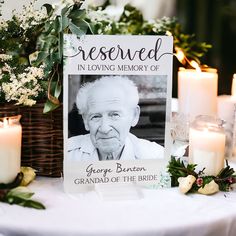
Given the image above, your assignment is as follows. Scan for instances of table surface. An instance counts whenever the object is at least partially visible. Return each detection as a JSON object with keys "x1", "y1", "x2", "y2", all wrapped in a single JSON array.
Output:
[
  {"x1": 1, "y1": 175, "x2": 236, "y2": 236},
  {"x1": 1, "y1": 99, "x2": 236, "y2": 236}
]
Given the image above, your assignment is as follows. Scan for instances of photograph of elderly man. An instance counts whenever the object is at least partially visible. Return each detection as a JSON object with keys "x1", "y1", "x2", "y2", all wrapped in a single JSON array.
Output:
[{"x1": 68, "y1": 76, "x2": 164, "y2": 161}]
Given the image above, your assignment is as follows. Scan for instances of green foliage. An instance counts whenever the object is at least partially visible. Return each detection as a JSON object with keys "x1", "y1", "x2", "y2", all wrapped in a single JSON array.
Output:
[
  {"x1": 5, "y1": 187, "x2": 45, "y2": 209},
  {"x1": 89, "y1": 4, "x2": 211, "y2": 63},
  {"x1": 0, "y1": 0, "x2": 90, "y2": 111},
  {"x1": 0, "y1": 173, "x2": 45, "y2": 209},
  {"x1": 32, "y1": 1, "x2": 90, "y2": 112},
  {"x1": 215, "y1": 165, "x2": 236, "y2": 191},
  {"x1": 168, "y1": 156, "x2": 236, "y2": 193},
  {"x1": 167, "y1": 156, "x2": 197, "y2": 187},
  {"x1": 0, "y1": 0, "x2": 212, "y2": 112}
]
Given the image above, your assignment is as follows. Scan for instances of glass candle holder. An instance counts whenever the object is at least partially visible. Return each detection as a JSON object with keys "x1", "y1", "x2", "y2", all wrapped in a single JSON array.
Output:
[
  {"x1": 0, "y1": 115, "x2": 22, "y2": 184},
  {"x1": 189, "y1": 115, "x2": 226, "y2": 176}
]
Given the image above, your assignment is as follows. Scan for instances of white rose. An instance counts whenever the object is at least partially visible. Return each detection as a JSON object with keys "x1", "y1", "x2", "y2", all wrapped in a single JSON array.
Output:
[
  {"x1": 198, "y1": 180, "x2": 219, "y2": 195},
  {"x1": 178, "y1": 175, "x2": 196, "y2": 194}
]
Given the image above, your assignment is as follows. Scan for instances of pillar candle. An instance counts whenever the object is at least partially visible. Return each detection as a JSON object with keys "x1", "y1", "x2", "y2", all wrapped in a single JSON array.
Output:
[
  {"x1": 189, "y1": 117, "x2": 225, "y2": 176},
  {"x1": 217, "y1": 95, "x2": 236, "y2": 159},
  {"x1": 0, "y1": 116, "x2": 22, "y2": 184},
  {"x1": 217, "y1": 95, "x2": 236, "y2": 123},
  {"x1": 178, "y1": 68, "x2": 218, "y2": 121}
]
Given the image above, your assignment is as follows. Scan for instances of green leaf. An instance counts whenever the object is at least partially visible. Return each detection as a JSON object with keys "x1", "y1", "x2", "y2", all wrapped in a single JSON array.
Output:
[
  {"x1": 61, "y1": 5, "x2": 70, "y2": 16},
  {"x1": 4, "y1": 187, "x2": 46, "y2": 210},
  {"x1": 32, "y1": 51, "x2": 49, "y2": 66},
  {"x1": 80, "y1": 19, "x2": 93, "y2": 34},
  {"x1": 54, "y1": 16, "x2": 62, "y2": 34},
  {"x1": 50, "y1": 52, "x2": 61, "y2": 64},
  {"x1": 68, "y1": 9, "x2": 86, "y2": 20},
  {"x1": 54, "y1": 83, "x2": 62, "y2": 98},
  {"x1": 43, "y1": 100, "x2": 60, "y2": 113},
  {"x1": 68, "y1": 21, "x2": 87, "y2": 36},
  {"x1": 44, "y1": 21, "x2": 54, "y2": 32},
  {"x1": 62, "y1": 15, "x2": 70, "y2": 30},
  {"x1": 7, "y1": 187, "x2": 34, "y2": 199},
  {"x1": 202, "y1": 176, "x2": 214, "y2": 187},
  {"x1": 21, "y1": 199, "x2": 46, "y2": 209},
  {"x1": 5, "y1": 195, "x2": 45, "y2": 209},
  {"x1": 167, "y1": 156, "x2": 197, "y2": 187}
]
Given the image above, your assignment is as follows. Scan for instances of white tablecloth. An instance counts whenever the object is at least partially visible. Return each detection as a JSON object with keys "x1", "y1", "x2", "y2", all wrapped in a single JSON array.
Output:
[{"x1": 0, "y1": 176, "x2": 236, "y2": 236}]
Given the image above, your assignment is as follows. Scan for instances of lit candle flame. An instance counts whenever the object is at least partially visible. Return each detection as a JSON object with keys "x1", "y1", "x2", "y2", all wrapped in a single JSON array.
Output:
[
  {"x1": 175, "y1": 47, "x2": 186, "y2": 64},
  {"x1": 175, "y1": 47, "x2": 203, "y2": 72},
  {"x1": 190, "y1": 60, "x2": 201, "y2": 72},
  {"x1": 166, "y1": 31, "x2": 172, "y2": 36}
]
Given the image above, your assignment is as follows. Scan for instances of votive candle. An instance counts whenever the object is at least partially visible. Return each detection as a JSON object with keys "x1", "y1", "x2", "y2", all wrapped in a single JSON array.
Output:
[{"x1": 189, "y1": 116, "x2": 225, "y2": 176}]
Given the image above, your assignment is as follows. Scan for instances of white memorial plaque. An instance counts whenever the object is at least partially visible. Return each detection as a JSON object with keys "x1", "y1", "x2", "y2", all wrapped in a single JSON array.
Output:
[{"x1": 63, "y1": 35, "x2": 173, "y2": 193}]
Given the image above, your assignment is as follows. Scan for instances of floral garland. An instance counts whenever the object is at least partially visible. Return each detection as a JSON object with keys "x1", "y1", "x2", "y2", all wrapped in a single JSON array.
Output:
[
  {"x1": 0, "y1": 0, "x2": 211, "y2": 112},
  {"x1": 167, "y1": 157, "x2": 236, "y2": 195}
]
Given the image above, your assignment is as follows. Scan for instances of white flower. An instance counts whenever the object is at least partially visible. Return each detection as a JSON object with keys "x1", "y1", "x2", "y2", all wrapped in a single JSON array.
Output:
[
  {"x1": 0, "y1": 54, "x2": 12, "y2": 61},
  {"x1": 198, "y1": 180, "x2": 219, "y2": 195},
  {"x1": 97, "y1": 28, "x2": 103, "y2": 34},
  {"x1": 13, "y1": 1, "x2": 47, "y2": 31},
  {"x1": 1, "y1": 66, "x2": 44, "y2": 106},
  {"x1": 20, "y1": 98, "x2": 36, "y2": 106},
  {"x1": 104, "y1": 24, "x2": 112, "y2": 32},
  {"x1": 87, "y1": 9, "x2": 112, "y2": 22},
  {"x1": 178, "y1": 175, "x2": 196, "y2": 194},
  {"x1": 0, "y1": 19, "x2": 8, "y2": 30}
]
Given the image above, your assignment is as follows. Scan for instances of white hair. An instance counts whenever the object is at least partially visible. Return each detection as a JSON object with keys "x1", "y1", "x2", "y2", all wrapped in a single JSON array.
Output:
[{"x1": 76, "y1": 76, "x2": 139, "y2": 115}]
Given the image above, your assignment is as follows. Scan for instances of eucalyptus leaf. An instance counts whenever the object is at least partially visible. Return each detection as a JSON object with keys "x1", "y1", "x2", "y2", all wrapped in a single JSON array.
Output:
[
  {"x1": 61, "y1": 5, "x2": 70, "y2": 16},
  {"x1": 32, "y1": 51, "x2": 49, "y2": 66},
  {"x1": 62, "y1": 15, "x2": 70, "y2": 30},
  {"x1": 69, "y1": 21, "x2": 87, "y2": 36},
  {"x1": 68, "y1": 9, "x2": 86, "y2": 20},
  {"x1": 53, "y1": 16, "x2": 62, "y2": 34},
  {"x1": 44, "y1": 21, "x2": 54, "y2": 32},
  {"x1": 50, "y1": 52, "x2": 61, "y2": 64},
  {"x1": 59, "y1": 31, "x2": 63, "y2": 59}
]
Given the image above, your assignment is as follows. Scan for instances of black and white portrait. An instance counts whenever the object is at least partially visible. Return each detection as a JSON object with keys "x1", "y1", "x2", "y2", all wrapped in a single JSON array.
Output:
[{"x1": 67, "y1": 75, "x2": 167, "y2": 161}]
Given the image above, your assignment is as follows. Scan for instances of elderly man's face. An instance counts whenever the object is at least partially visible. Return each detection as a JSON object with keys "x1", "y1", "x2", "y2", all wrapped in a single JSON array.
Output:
[{"x1": 83, "y1": 85, "x2": 139, "y2": 154}]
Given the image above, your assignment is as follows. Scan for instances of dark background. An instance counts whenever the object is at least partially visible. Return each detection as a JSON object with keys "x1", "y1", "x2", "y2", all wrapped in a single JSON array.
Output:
[{"x1": 173, "y1": 0, "x2": 236, "y2": 97}]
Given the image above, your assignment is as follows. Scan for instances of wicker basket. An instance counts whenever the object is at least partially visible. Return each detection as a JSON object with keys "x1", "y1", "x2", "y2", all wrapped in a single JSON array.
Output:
[{"x1": 0, "y1": 102, "x2": 63, "y2": 177}]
